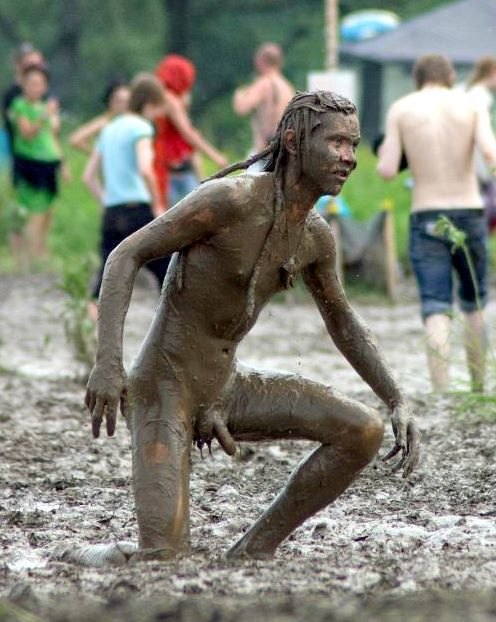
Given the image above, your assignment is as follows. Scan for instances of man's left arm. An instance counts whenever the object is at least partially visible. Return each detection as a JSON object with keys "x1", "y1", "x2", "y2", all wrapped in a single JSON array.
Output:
[{"x1": 302, "y1": 234, "x2": 420, "y2": 477}]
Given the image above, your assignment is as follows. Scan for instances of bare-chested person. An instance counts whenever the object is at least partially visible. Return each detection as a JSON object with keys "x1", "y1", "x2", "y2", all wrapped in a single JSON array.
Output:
[
  {"x1": 233, "y1": 43, "x2": 294, "y2": 158},
  {"x1": 85, "y1": 91, "x2": 420, "y2": 561},
  {"x1": 378, "y1": 55, "x2": 496, "y2": 393}
]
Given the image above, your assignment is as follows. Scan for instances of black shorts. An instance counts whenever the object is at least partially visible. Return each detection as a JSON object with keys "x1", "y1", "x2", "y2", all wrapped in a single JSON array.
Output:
[{"x1": 92, "y1": 202, "x2": 169, "y2": 299}]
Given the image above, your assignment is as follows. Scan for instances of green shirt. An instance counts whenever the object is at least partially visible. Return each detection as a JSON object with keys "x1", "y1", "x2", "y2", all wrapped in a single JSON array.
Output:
[{"x1": 9, "y1": 96, "x2": 61, "y2": 161}]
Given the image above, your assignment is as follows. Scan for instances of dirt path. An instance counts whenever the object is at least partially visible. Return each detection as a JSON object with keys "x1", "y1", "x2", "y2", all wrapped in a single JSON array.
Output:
[{"x1": 0, "y1": 274, "x2": 495, "y2": 621}]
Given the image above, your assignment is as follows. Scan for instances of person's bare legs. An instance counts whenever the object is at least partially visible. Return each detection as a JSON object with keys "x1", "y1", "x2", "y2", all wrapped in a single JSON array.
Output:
[
  {"x1": 128, "y1": 372, "x2": 192, "y2": 557},
  {"x1": 25, "y1": 211, "x2": 52, "y2": 260},
  {"x1": 225, "y1": 367, "x2": 384, "y2": 558},
  {"x1": 9, "y1": 232, "x2": 28, "y2": 270},
  {"x1": 464, "y1": 310, "x2": 486, "y2": 392},
  {"x1": 424, "y1": 313, "x2": 451, "y2": 392}
]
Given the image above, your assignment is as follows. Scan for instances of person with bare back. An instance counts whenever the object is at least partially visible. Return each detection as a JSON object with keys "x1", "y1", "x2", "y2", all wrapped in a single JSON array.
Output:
[
  {"x1": 85, "y1": 91, "x2": 420, "y2": 562},
  {"x1": 234, "y1": 43, "x2": 295, "y2": 163}
]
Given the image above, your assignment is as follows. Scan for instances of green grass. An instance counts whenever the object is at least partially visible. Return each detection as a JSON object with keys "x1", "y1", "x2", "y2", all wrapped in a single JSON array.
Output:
[{"x1": 341, "y1": 147, "x2": 412, "y2": 261}]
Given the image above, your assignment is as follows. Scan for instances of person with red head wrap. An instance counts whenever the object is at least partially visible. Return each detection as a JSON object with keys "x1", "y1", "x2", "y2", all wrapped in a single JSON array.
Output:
[{"x1": 154, "y1": 54, "x2": 227, "y2": 208}]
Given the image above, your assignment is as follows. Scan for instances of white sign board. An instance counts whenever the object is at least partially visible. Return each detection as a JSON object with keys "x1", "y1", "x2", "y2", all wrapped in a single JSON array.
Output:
[{"x1": 307, "y1": 70, "x2": 357, "y2": 105}]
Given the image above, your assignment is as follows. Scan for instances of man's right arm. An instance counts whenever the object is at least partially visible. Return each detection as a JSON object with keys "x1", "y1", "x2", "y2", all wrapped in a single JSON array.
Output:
[
  {"x1": 86, "y1": 180, "x2": 238, "y2": 437},
  {"x1": 233, "y1": 77, "x2": 267, "y2": 116}
]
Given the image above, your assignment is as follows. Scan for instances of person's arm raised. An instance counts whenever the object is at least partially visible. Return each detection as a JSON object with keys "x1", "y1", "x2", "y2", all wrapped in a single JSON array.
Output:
[
  {"x1": 70, "y1": 115, "x2": 107, "y2": 154},
  {"x1": 165, "y1": 93, "x2": 227, "y2": 169},
  {"x1": 302, "y1": 224, "x2": 420, "y2": 478},
  {"x1": 85, "y1": 180, "x2": 238, "y2": 438},
  {"x1": 233, "y1": 77, "x2": 266, "y2": 116}
]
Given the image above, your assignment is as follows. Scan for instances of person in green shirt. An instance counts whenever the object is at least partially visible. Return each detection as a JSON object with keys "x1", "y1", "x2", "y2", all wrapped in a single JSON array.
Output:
[{"x1": 9, "y1": 64, "x2": 62, "y2": 260}]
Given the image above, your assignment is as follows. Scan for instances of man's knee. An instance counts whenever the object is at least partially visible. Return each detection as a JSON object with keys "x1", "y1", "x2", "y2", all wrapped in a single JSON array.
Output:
[{"x1": 341, "y1": 407, "x2": 384, "y2": 467}]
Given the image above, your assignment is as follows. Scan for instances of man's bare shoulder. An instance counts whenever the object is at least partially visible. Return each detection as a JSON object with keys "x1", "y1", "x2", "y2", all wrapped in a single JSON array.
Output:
[
  {"x1": 197, "y1": 172, "x2": 275, "y2": 219},
  {"x1": 305, "y1": 210, "x2": 335, "y2": 258},
  {"x1": 390, "y1": 92, "x2": 421, "y2": 117}
]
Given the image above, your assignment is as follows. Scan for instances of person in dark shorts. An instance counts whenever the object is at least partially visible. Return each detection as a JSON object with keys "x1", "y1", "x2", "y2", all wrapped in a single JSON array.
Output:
[
  {"x1": 8, "y1": 64, "x2": 62, "y2": 261},
  {"x1": 378, "y1": 55, "x2": 496, "y2": 392},
  {"x1": 83, "y1": 73, "x2": 169, "y2": 320}
]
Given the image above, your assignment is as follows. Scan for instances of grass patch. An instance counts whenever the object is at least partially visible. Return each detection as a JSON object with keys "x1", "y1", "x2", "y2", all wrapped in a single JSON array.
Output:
[{"x1": 450, "y1": 391, "x2": 496, "y2": 422}]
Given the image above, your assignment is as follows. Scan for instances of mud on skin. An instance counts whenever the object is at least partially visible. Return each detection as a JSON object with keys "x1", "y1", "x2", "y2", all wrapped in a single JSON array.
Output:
[{"x1": 83, "y1": 91, "x2": 419, "y2": 562}]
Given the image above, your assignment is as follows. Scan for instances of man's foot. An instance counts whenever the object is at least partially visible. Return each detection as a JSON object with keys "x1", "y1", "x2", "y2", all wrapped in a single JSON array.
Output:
[
  {"x1": 51, "y1": 541, "x2": 137, "y2": 567},
  {"x1": 51, "y1": 542, "x2": 181, "y2": 567},
  {"x1": 226, "y1": 536, "x2": 275, "y2": 560}
]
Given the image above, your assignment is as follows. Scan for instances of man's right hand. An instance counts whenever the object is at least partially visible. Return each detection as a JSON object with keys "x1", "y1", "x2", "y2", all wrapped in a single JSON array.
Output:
[{"x1": 85, "y1": 363, "x2": 128, "y2": 438}]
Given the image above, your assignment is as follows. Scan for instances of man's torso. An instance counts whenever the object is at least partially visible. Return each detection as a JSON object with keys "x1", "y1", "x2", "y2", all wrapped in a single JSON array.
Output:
[
  {"x1": 395, "y1": 87, "x2": 482, "y2": 211},
  {"x1": 252, "y1": 74, "x2": 294, "y2": 151},
  {"x1": 133, "y1": 174, "x2": 329, "y2": 399}
]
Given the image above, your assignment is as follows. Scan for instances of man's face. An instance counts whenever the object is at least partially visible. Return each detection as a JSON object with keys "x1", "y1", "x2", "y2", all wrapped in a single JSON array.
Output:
[{"x1": 301, "y1": 112, "x2": 359, "y2": 196}]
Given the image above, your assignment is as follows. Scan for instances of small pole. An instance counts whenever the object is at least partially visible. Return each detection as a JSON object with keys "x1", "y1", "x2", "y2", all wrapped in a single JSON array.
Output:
[{"x1": 325, "y1": 0, "x2": 339, "y2": 70}]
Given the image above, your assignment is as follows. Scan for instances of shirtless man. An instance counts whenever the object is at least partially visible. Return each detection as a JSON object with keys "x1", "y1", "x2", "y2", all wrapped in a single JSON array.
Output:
[
  {"x1": 233, "y1": 43, "x2": 294, "y2": 156},
  {"x1": 378, "y1": 55, "x2": 496, "y2": 393},
  {"x1": 85, "y1": 91, "x2": 419, "y2": 561}
]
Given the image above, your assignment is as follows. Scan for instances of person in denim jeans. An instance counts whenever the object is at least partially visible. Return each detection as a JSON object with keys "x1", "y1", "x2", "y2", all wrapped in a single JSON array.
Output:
[{"x1": 378, "y1": 54, "x2": 496, "y2": 392}]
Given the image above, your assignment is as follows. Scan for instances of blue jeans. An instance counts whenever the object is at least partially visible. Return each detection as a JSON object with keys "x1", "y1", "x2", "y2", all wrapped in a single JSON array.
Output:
[
  {"x1": 169, "y1": 171, "x2": 199, "y2": 208},
  {"x1": 409, "y1": 209, "x2": 488, "y2": 320}
]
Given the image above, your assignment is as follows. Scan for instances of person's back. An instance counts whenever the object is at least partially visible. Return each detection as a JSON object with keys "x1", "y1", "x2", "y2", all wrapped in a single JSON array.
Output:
[
  {"x1": 394, "y1": 87, "x2": 481, "y2": 209},
  {"x1": 378, "y1": 54, "x2": 496, "y2": 394},
  {"x1": 252, "y1": 72, "x2": 294, "y2": 151},
  {"x1": 98, "y1": 113, "x2": 152, "y2": 207},
  {"x1": 234, "y1": 43, "x2": 295, "y2": 153}
]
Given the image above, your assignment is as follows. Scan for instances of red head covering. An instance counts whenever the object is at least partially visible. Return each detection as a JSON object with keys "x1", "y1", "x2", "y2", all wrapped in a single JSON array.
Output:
[{"x1": 155, "y1": 54, "x2": 196, "y2": 95}]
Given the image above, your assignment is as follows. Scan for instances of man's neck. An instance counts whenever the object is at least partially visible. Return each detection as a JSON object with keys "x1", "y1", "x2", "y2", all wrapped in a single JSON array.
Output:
[
  {"x1": 281, "y1": 166, "x2": 320, "y2": 222},
  {"x1": 420, "y1": 82, "x2": 449, "y2": 90},
  {"x1": 261, "y1": 68, "x2": 280, "y2": 79}
]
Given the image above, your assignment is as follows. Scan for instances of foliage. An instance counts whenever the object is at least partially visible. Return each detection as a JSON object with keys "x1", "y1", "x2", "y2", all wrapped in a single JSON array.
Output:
[
  {"x1": 0, "y1": 0, "x2": 450, "y2": 153},
  {"x1": 59, "y1": 253, "x2": 98, "y2": 371}
]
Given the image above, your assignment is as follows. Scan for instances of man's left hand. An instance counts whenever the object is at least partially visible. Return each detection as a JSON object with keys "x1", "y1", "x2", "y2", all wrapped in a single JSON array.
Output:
[{"x1": 383, "y1": 400, "x2": 421, "y2": 478}]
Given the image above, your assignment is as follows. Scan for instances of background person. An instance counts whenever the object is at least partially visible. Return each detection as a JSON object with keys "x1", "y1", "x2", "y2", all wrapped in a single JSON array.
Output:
[
  {"x1": 69, "y1": 79, "x2": 130, "y2": 154},
  {"x1": 154, "y1": 54, "x2": 227, "y2": 209},
  {"x1": 233, "y1": 42, "x2": 295, "y2": 160},
  {"x1": 465, "y1": 57, "x2": 496, "y2": 230},
  {"x1": 8, "y1": 64, "x2": 62, "y2": 262},
  {"x1": 378, "y1": 54, "x2": 496, "y2": 393},
  {"x1": 2, "y1": 43, "x2": 46, "y2": 157},
  {"x1": 83, "y1": 73, "x2": 169, "y2": 321}
]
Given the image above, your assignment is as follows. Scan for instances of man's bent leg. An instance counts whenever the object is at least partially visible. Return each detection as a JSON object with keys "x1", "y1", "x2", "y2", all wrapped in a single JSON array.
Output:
[
  {"x1": 128, "y1": 374, "x2": 192, "y2": 555},
  {"x1": 425, "y1": 313, "x2": 451, "y2": 392},
  {"x1": 225, "y1": 368, "x2": 384, "y2": 558}
]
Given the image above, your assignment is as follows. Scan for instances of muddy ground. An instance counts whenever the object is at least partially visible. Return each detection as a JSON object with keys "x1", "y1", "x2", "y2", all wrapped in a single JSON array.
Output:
[{"x1": 0, "y1": 274, "x2": 495, "y2": 621}]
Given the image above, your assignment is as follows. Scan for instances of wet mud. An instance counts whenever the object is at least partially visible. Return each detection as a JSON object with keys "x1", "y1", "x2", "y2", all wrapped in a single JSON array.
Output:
[{"x1": 0, "y1": 275, "x2": 495, "y2": 620}]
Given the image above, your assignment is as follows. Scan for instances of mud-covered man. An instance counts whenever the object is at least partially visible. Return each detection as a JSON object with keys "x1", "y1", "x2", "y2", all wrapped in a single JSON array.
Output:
[{"x1": 85, "y1": 91, "x2": 420, "y2": 561}]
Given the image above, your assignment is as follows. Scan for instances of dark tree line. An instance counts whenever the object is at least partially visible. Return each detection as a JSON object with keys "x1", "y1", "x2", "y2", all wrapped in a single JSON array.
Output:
[{"x1": 0, "y1": 0, "x2": 449, "y2": 149}]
